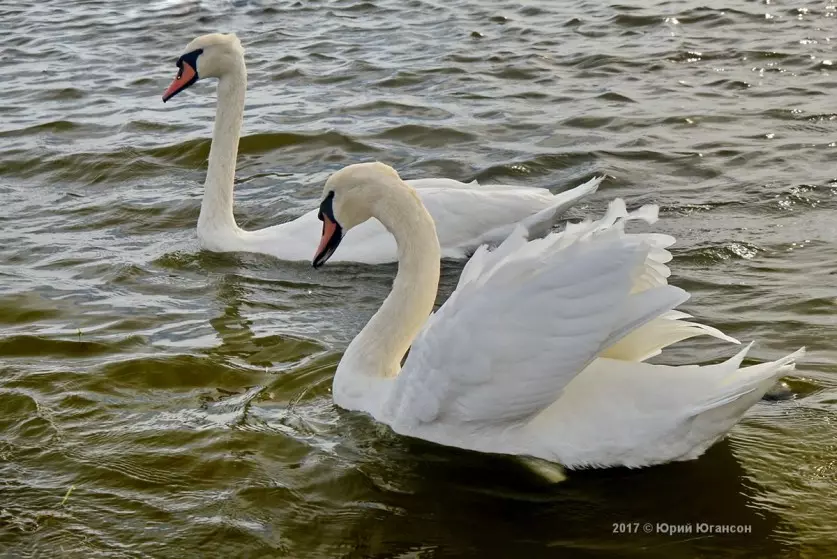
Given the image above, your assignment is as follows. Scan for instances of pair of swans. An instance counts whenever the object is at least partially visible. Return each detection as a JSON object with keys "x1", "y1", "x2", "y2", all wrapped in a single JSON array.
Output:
[{"x1": 164, "y1": 34, "x2": 803, "y2": 469}]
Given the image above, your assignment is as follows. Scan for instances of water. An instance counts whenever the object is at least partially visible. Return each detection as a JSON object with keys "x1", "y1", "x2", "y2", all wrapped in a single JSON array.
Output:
[{"x1": 1, "y1": 0, "x2": 836, "y2": 556}]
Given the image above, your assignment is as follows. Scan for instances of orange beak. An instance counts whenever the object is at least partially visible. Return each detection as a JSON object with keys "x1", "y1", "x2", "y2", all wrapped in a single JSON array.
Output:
[
  {"x1": 162, "y1": 62, "x2": 197, "y2": 102},
  {"x1": 316, "y1": 215, "x2": 338, "y2": 257},
  {"x1": 312, "y1": 214, "x2": 343, "y2": 268}
]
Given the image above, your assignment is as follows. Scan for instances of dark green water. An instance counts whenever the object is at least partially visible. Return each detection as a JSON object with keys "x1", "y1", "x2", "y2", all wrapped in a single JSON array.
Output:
[{"x1": 1, "y1": 0, "x2": 836, "y2": 557}]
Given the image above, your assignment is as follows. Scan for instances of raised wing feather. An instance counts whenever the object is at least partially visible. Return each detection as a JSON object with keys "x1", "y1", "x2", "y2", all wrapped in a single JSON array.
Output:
[{"x1": 383, "y1": 201, "x2": 689, "y2": 430}]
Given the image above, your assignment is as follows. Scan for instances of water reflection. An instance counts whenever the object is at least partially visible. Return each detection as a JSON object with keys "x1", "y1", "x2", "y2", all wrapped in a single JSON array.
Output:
[{"x1": 230, "y1": 425, "x2": 792, "y2": 558}]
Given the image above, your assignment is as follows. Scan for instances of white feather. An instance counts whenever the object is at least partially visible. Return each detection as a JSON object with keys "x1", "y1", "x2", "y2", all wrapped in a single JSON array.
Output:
[{"x1": 170, "y1": 34, "x2": 602, "y2": 264}]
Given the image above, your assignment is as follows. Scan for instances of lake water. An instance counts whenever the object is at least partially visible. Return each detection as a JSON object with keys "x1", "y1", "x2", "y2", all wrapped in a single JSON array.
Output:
[{"x1": 1, "y1": 0, "x2": 836, "y2": 557}]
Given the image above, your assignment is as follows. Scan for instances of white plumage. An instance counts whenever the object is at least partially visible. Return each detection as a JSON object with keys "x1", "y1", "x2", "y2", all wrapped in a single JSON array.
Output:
[
  {"x1": 215, "y1": 177, "x2": 602, "y2": 264},
  {"x1": 316, "y1": 162, "x2": 804, "y2": 469},
  {"x1": 164, "y1": 33, "x2": 598, "y2": 264}
]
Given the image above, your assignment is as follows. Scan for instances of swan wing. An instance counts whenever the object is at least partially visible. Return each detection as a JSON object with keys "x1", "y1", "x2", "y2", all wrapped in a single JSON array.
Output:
[
  {"x1": 384, "y1": 201, "x2": 689, "y2": 429},
  {"x1": 417, "y1": 177, "x2": 602, "y2": 257},
  {"x1": 240, "y1": 177, "x2": 599, "y2": 264}
]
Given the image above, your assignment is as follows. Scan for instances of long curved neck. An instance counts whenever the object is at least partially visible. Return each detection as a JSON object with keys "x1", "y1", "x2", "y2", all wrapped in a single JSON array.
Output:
[
  {"x1": 198, "y1": 61, "x2": 246, "y2": 236},
  {"x1": 333, "y1": 184, "x2": 441, "y2": 411}
]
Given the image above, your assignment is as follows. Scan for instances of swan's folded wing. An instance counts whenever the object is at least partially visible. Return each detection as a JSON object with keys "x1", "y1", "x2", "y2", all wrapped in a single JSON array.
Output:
[
  {"x1": 384, "y1": 222, "x2": 689, "y2": 429},
  {"x1": 417, "y1": 187, "x2": 554, "y2": 251},
  {"x1": 416, "y1": 177, "x2": 600, "y2": 254}
]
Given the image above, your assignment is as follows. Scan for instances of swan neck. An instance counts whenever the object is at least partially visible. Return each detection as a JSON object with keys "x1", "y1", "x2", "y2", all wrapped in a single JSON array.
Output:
[
  {"x1": 199, "y1": 64, "x2": 246, "y2": 234},
  {"x1": 337, "y1": 185, "x2": 441, "y2": 388}
]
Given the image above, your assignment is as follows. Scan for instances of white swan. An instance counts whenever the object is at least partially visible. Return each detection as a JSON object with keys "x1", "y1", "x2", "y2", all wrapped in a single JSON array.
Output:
[
  {"x1": 161, "y1": 33, "x2": 599, "y2": 264},
  {"x1": 311, "y1": 162, "x2": 805, "y2": 469}
]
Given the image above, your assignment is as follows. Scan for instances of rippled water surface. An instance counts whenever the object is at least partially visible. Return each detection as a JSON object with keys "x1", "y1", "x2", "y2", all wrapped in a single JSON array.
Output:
[{"x1": 2, "y1": 0, "x2": 836, "y2": 556}]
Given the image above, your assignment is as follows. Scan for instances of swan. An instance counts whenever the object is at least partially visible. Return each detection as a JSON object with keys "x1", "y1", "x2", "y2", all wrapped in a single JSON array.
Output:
[
  {"x1": 310, "y1": 162, "x2": 805, "y2": 469},
  {"x1": 161, "y1": 33, "x2": 600, "y2": 264}
]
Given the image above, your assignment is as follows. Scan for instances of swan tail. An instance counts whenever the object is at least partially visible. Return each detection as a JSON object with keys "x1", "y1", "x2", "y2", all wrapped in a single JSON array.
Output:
[
  {"x1": 680, "y1": 346, "x2": 805, "y2": 459},
  {"x1": 693, "y1": 345, "x2": 804, "y2": 414}
]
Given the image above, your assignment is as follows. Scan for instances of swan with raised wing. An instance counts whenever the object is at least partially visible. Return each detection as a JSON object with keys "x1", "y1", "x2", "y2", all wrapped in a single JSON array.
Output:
[
  {"x1": 311, "y1": 162, "x2": 804, "y2": 469},
  {"x1": 161, "y1": 33, "x2": 599, "y2": 264}
]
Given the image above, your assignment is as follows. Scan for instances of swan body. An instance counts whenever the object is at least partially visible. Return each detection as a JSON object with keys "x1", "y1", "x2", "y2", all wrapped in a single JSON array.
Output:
[
  {"x1": 163, "y1": 33, "x2": 599, "y2": 264},
  {"x1": 199, "y1": 177, "x2": 602, "y2": 264},
  {"x1": 312, "y1": 162, "x2": 804, "y2": 469}
]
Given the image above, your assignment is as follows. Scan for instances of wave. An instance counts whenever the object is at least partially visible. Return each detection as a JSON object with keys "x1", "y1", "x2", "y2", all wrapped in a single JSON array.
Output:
[{"x1": 0, "y1": 130, "x2": 379, "y2": 182}]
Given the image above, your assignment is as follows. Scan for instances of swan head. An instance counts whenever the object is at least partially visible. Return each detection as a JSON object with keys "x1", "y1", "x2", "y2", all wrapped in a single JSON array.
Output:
[
  {"x1": 312, "y1": 162, "x2": 405, "y2": 268},
  {"x1": 162, "y1": 33, "x2": 244, "y2": 102}
]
